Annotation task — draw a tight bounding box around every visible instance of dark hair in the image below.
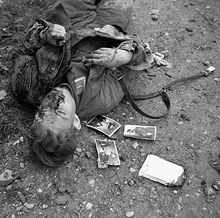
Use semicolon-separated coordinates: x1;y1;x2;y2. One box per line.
30;122;76;167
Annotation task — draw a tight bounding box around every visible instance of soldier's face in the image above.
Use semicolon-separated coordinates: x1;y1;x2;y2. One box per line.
34;87;76;135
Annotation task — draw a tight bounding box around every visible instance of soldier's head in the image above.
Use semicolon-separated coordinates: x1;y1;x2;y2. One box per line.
30;86;81;167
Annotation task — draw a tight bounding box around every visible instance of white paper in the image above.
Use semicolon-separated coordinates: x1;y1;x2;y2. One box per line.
139;154;185;186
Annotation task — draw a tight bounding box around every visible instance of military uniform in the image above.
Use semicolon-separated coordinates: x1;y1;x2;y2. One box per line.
12;0;152;119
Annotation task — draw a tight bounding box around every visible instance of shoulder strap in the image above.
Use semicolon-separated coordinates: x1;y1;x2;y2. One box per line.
114;66;215;119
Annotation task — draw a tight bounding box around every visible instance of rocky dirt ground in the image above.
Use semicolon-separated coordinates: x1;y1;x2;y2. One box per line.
0;0;220;217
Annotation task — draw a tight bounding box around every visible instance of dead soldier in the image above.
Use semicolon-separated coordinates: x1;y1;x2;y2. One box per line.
11;0;154;167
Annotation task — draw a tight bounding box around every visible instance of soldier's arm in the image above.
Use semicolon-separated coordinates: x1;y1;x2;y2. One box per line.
17;20;66;55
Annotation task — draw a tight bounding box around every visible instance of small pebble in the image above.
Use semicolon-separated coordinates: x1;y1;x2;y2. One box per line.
55;196;69;205
25;203;35;209
76;148;82;153
178;121;184;125
132;142;139;149
128;179;135;186
85;151;91;159
37;188;43;193
126;211;134;217
86;202;93;210
213;78;220;82
205;6;211;10
88;179;95;187
42;204;48;209
130;167;136;173
20;163;24;168
166;146;172;151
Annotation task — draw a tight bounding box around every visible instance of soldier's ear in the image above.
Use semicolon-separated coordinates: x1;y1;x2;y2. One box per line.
73;114;81;130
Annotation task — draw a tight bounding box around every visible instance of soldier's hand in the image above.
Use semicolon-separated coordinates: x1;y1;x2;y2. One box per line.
83;47;133;68
40;23;66;46
83;48;117;68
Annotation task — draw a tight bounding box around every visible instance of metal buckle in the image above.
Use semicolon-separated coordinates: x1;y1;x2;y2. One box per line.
203;66;215;77
159;87;167;94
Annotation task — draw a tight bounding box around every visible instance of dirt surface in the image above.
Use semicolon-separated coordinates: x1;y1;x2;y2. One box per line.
0;0;220;217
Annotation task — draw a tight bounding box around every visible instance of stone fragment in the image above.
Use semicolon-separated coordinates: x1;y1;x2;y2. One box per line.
125;211;134;217
86;202;93;210
55;196;69;205
130;167;136;173
132;142;139;149
25;203;35;209
0;169;14;186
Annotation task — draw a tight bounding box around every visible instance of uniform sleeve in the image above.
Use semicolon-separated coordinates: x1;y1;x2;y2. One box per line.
117;40;153;71
16;21;46;56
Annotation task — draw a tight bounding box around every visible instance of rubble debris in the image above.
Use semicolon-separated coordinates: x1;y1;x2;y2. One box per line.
55;195;69;205
0;90;7;101
212;180;220;192
125;211;134;217
150;9;159;21
139;154;186;186
0;63;9;72
25;203;35;209
13;137;24;146
209;153;220;174
201;180;216;203
86;202;93;210
0;169;14;186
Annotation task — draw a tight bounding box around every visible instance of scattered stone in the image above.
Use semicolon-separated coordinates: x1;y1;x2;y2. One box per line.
213;78;220;82
0;169;14;186
88;179;95;187
128;179;135;186
11;215;16;218
20;163;24;168
55;196;69;205
189;2;196;6
18;192;26;204
42;204;48;209
186;27;193;33
189;144;194;149
212;180;220;192
130;167;136;173
132;142;139;149
25;203;35;209
126;211;134;217
173;190;178;194
178;121;184;125
6;185;12;190
166;146;172;151
37;188;43;193
86;202;93;210
85;151;91;159
177;204;182;211
47;183;52;188
138;187;145;195
150;9;159;21
205;6;211;10
76;148;82;153
201;180;216;203
202;61;210;66
0;90;7;101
